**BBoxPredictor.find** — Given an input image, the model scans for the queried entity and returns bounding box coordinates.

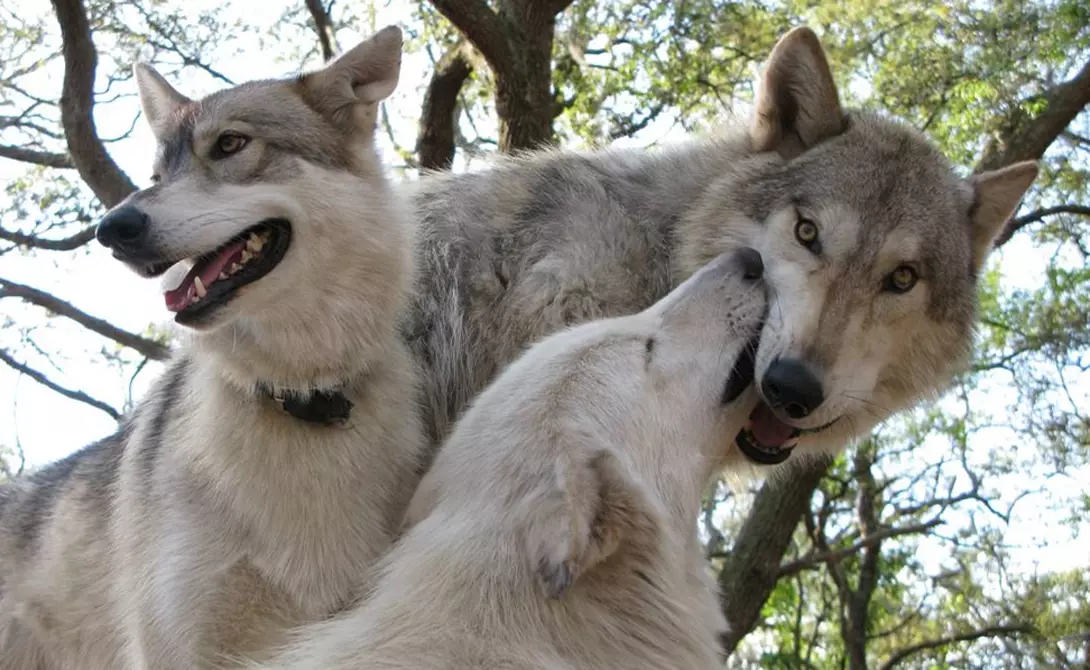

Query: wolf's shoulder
[0,428,126,554]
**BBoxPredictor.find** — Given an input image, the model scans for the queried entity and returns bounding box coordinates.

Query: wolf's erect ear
[750,27,845,158]
[299,25,402,132]
[966,161,1039,271]
[133,63,192,141]
[530,451,652,600]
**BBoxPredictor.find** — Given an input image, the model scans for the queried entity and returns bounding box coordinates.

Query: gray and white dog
[0,26,424,669]
[405,26,1038,470]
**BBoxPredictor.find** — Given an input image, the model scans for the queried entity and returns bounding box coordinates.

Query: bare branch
[777,519,944,578]
[0,144,73,169]
[0,348,120,421]
[427,0,512,76]
[977,58,1090,174]
[878,624,1035,670]
[0,277,171,361]
[417,42,474,171]
[717,458,830,655]
[993,204,1090,247]
[50,0,137,208]
[0,225,95,251]
[304,0,337,62]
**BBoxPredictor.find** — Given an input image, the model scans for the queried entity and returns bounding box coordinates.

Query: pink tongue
[164,241,246,312]
[749,403,796,447]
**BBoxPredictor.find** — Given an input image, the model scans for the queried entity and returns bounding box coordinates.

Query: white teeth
[191,295,201,304]
[194,276,207,297]
[230,263,242,274]
[240,249,253,264]
[247,233,264,252]
[218,272,228,280]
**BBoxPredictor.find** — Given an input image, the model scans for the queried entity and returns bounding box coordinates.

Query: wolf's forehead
[151,82,352,173]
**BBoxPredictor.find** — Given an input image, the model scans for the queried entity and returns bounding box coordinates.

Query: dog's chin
[139,219,293,330]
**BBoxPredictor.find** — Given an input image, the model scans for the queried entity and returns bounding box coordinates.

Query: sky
[1,0,1087,579]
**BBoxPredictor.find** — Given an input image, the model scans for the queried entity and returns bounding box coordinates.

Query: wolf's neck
[188,317,403,395]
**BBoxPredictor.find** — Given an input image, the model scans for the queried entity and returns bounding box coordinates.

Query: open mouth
[735,404,842,465]
[735,403,800,465]
[151,219,291,324]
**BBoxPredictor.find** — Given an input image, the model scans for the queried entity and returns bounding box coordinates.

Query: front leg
[120,526,238,670]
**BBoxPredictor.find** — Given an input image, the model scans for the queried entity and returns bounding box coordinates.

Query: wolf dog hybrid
[0,26,423,669]
[405,27,1039,469]
[256,248,767,670]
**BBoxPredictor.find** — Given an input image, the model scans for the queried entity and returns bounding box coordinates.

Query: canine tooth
[230,263,242,274]
[248,233,264,251]
[194,276,207,297]
[240,249,253,264]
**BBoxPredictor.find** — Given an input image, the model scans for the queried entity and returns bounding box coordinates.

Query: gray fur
[403,27,1037,469]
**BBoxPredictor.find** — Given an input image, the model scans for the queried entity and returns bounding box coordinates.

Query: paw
[530,451,646,600]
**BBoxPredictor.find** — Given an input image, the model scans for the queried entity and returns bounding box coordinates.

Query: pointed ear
[967,161,1039,270]
[299,25,403,132]
[750,27,845,158]
[133,63,192,140]
[529,451,652,599]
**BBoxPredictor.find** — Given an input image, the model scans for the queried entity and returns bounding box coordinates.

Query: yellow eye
[885,265,919,293]
[214,132,249,157]
[795,218,819,249]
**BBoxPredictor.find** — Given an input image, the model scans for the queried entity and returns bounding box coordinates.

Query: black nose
[96,205,149,251]
[761,358,824,419]
[734,246,764,281]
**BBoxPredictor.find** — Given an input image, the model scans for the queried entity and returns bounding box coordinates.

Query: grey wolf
[0,26,424,669]
[405,26,1039,470]
[255,247,768,670]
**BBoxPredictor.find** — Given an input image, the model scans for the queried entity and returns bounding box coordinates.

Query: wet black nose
[761,358,824,419]
[734,246,764,281]
[96,205,149,251]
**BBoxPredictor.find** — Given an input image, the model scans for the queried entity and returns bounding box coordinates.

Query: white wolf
[0,26,424,669]
[256,247,768,670]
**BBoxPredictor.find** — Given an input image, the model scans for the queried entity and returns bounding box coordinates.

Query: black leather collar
[258,384,354,427]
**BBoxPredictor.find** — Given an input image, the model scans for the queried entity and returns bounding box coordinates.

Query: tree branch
[427,0,513,77]
[0,277,171,361]
[50,0,137,208]
[417,42,474,171]
[993,204,1090,247]
[0,224,96,251]
[977,58,1090,174]
[0,144,73,169]
[718,457,830,655]
[303,0,336,62]
[0,348,120,420]
[878,624,1034,670]
[777,519,943,577]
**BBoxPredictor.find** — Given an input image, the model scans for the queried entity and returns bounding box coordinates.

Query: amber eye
[795,218,820,250]
[884,265,919,293]
[213,132,249,158]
